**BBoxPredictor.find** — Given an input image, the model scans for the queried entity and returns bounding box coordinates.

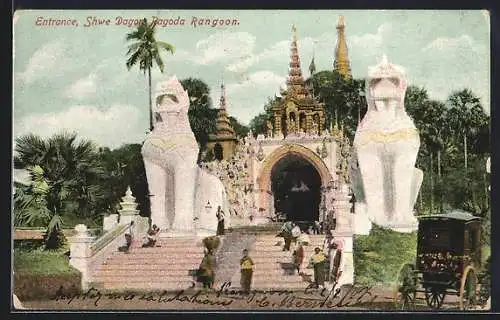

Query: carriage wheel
[393,263,417,310]
[424,287,446,309]
[459,266,478,310]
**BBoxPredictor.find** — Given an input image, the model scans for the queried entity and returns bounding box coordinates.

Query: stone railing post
[103,213,119,233]
[333,183,353,233]
[68,224,96,290]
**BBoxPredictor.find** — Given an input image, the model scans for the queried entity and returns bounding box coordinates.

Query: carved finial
[125,186,133,198]
[220,81,227,111]
[337,15,345,28]
[381,54,388,64]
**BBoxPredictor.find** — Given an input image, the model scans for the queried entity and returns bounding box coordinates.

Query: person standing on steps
[277,221,293,251]
[240,249,254,294]
[292,240,305,275]
[309,247,328,289]
[197,248,216,289]
[216,206,225,236]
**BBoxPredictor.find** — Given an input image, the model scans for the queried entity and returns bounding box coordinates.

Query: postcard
[12,9,491,312]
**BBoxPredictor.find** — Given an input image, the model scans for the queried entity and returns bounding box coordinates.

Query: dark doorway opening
[214,143,223,161]
[271,154,321,222]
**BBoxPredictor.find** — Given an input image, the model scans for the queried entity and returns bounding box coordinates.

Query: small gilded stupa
[206,82,238,161]
[270,24,326,138]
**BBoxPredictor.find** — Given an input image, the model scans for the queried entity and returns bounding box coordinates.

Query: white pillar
[68,224,96,290]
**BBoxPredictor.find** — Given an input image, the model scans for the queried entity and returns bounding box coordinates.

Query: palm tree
[126,18,175,132]
[447,90,485,169]
[14,133,109,248]
[13,165,68,249]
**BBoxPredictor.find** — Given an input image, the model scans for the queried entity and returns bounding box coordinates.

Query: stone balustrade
[67,186,149,289]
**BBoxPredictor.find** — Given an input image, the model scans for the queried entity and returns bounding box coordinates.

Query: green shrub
[14,246,75,275]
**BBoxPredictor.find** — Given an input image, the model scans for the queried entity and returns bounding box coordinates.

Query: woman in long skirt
[309,247,327,288]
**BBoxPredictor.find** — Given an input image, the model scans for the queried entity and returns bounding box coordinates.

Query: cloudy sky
[13,10,490,149]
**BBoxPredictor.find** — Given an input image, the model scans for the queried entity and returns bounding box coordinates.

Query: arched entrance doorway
[257,144,333,224]
[271,155,321,222]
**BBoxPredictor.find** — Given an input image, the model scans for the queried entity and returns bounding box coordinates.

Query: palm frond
[126,50,142,70]
[156,41,175,54]
[14,134,48,168]
[47,214,63,232]
[153,46,165,73]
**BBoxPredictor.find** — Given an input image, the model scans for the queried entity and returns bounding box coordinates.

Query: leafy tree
[126,18,175,132]
[180,78,218,150]
[447,89,487,172]
[249,111,269,137]
[14,133,107,219]
[306,71,365,141]
[102,144,151,217]
[229,116,250,138]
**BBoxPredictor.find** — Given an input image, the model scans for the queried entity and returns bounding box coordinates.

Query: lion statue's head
[154,76,190,114]
[366,55,407,111]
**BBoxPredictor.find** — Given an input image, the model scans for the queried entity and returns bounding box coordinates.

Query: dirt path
[17,285,401,311]
[17,285,488,311]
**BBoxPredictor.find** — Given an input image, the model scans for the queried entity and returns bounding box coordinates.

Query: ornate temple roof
[273,24,323,111]
[285,24,310,100]
[333,15,352,80]
[210,82,237,141]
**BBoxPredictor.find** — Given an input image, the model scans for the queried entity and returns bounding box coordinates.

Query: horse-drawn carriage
[394,211,490,310]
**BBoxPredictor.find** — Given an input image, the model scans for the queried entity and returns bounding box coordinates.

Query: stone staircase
[91,237,204,291]
[213,232,257,286]
[230,233,326,290]
[90,230,327,292]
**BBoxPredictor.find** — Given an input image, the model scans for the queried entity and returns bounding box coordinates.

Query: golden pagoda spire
[333,15,352,80]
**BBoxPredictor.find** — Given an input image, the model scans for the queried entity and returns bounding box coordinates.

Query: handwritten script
[52,282,378,309]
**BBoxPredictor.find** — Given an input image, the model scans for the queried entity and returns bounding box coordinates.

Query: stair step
[93,275,195,282]
[102,259,200,266]
[108,253,204,259]
[98,281,196,291]
[95,269,198,276]
[98,264,199,271]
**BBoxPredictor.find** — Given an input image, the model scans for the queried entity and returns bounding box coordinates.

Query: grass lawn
[13,244,78,276]
[353,225,417,287]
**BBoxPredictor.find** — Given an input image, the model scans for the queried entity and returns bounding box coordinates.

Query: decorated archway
[257,144,334,221]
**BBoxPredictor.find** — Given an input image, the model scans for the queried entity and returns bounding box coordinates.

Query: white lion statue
[351,55,423,233]
[141,76,230,237]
